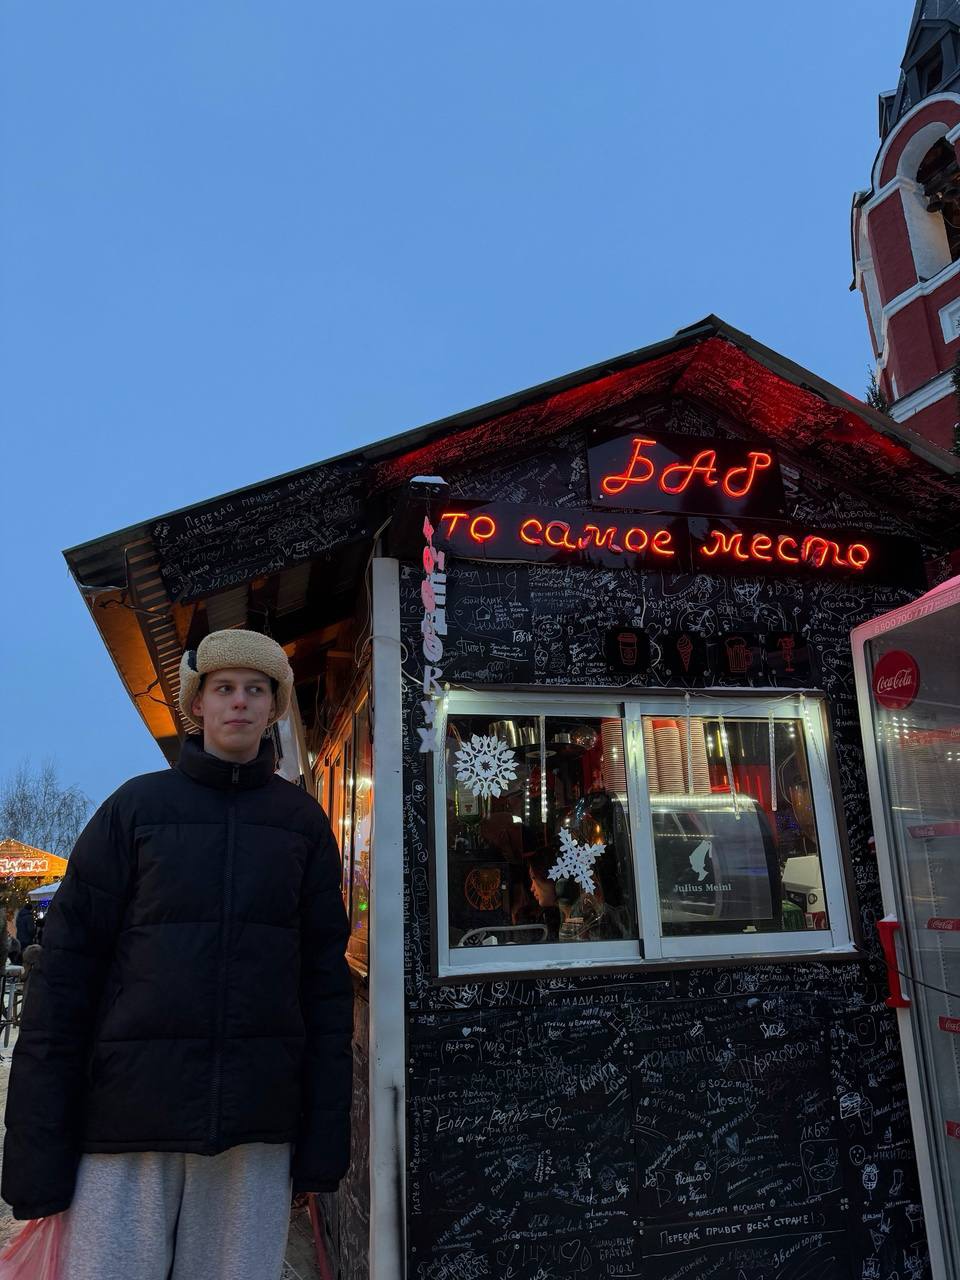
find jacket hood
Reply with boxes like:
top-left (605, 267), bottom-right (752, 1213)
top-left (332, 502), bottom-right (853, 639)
top-left (176, 735), bottom-right (277, 790)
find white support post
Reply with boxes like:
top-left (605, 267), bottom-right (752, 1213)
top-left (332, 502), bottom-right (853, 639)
top-left (369, 558), bottom-right (405, 1279)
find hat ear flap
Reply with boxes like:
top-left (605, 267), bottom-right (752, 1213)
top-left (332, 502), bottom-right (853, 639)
top-left (178, 649), bottom-right (204, 732)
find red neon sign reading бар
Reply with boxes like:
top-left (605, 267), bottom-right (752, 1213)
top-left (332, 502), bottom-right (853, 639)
top-left (436, 505), bottom-right (874, 575)
top-left (586, 431), bottom-right (787, 517)
top-left (600, 439), bottom-right (772, 499)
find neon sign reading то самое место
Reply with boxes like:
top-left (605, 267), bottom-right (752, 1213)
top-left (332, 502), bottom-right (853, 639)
top-left (419, 434), bottom-right (922, 584)
top-left (436, 507), bottom-right (873, 574)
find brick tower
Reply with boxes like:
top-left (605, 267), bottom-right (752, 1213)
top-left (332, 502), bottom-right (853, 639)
top-left (852, 1), bottom-right (960, 450)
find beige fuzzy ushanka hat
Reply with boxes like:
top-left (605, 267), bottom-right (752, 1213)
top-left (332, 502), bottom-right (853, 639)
top-left (178, 629), bottom-right (293, 732)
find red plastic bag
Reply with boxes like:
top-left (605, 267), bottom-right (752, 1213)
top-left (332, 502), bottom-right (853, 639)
top-left (0, 1214), bottom-right (66, 1278)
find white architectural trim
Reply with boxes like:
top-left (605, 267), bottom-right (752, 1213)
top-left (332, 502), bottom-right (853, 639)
top-left (860, 172), bottom-right (925, 216)
top-left (946, 120), bottom-right (960, 145)
top-left (369, 557), bottom-right (405, 1280)
top-left (888, 368), bottom-right (953, 421)
top-left (876, 254), bottom-right (960, 356)
top-left (895, 120), bottom-right (957, 180)
top-left (884, 255), bottom-right (960, 314)
top-left (862, 175), bottom-right (954, 293)
top-left (856, 220), bottom-right (884, 354)
top-left (938, 296), bottom-right (960, 343)
top-left (900, 176), bottom-right (953, 280)
top-left (871, 92), bottom-right (960, 189)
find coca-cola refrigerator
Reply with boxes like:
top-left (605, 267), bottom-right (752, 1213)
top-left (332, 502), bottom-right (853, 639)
top-left (852, 574), bottom-right (960, 1280)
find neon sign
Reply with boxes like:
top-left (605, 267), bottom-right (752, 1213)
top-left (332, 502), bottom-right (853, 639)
top-left (432, 502), bottom-right (921, 583)
top-left (587, 430), bottom-right (786, 517)
top-left (437, 508), bottom-right (683, 566)
top-left (0, 858), bottom-right (47, 876)
top-left (697, 527), bottom-right (870, 571)
top-left (417, 515), bottom-right (447, 753)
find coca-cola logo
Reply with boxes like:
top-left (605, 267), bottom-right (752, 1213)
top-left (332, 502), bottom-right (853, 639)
top-left (873, 650), bottom-right (919, 710)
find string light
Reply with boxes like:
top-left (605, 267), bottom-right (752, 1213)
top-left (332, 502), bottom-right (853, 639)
top-left (717, 713), bottom-right (740, 820)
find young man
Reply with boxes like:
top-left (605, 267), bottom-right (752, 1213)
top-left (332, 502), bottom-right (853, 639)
top-left (1, 629), bottom-right (353, 1280)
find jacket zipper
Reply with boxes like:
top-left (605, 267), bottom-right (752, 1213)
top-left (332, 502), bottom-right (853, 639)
top-left (210, 776), bottom-right (238, 1148)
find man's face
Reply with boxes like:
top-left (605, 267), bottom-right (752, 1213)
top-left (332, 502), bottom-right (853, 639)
top-left (191, 667), bottom-right (275, 763)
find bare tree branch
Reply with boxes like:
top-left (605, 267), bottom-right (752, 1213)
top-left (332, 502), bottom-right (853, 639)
top-left (1, 759), bottom-right (92, 859)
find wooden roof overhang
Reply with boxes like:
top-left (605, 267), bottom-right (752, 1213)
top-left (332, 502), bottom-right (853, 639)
top-left (64, 317), bottom-right (960, 765)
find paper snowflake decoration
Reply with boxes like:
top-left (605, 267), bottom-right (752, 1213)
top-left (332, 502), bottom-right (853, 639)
top-left (548, 827), bottom-right (605, 894)
top-left (454, 734), bottom-right (519, 798)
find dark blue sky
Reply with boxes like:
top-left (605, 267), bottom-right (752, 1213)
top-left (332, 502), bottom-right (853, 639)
top-left (0, 2), bottom-right (909, 809)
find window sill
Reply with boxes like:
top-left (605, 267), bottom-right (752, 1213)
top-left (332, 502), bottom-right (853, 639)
top-left (433, 942), bottom-right (861, 985)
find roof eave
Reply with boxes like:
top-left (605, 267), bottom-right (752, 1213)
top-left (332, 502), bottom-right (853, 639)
top-left (700, 317), bottom-right (960, 475)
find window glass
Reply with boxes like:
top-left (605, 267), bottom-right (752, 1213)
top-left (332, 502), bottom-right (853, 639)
top-left (327, 734), bottom-right (352, 911)
top-left (641, 716), bottom-right (827, 936)
top-left (445, 714), bottom-right (638, 948)
top-left (349, 700), bottom-right (373, 964)
top-left (326, 751), bottom-right (342, 880)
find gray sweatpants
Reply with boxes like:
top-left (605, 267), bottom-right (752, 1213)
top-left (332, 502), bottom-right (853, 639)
top-left (59, 1143), bottom-right (293, 1280)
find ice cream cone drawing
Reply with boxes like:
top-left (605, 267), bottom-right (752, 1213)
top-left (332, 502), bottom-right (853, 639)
top-left (676, 634), bottom-right (693, 672)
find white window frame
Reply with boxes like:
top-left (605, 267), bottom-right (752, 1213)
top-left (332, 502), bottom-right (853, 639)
top-left (434, 692), bottom-right (641, 975)
top-left (622, 694), bottom-right (853, 961)
top-left (434, 689), bottom-right (854, 978)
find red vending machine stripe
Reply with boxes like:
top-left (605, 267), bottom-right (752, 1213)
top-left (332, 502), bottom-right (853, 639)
top-left (908, 820), bottom-right (960, 839)
top-left (877, 917), bottom-right (911, 1008)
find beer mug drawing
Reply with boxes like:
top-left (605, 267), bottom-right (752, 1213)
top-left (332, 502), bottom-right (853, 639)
top-left (725, 635), bottom-right (752, 674)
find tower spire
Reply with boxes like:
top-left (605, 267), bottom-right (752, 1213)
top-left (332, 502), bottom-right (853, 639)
top-left (851, 3), bottom-right (960, 453)
top-left (881, 1), bottom-right (960, 138)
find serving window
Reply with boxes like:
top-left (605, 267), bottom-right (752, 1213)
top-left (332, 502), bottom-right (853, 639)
top-left (434, 692), bottom-right (852, 975)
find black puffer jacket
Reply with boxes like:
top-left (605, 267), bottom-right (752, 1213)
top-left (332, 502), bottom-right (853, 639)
top-left (1, 737), bottom-right (352, 1220)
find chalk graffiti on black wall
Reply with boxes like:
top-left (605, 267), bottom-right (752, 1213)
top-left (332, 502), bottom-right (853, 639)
top-left (398, 400), bottom-right (930, 1280)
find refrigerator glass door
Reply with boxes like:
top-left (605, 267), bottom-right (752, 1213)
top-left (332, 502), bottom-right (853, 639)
top-left (861, 593), bottom-right (960, 1275)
